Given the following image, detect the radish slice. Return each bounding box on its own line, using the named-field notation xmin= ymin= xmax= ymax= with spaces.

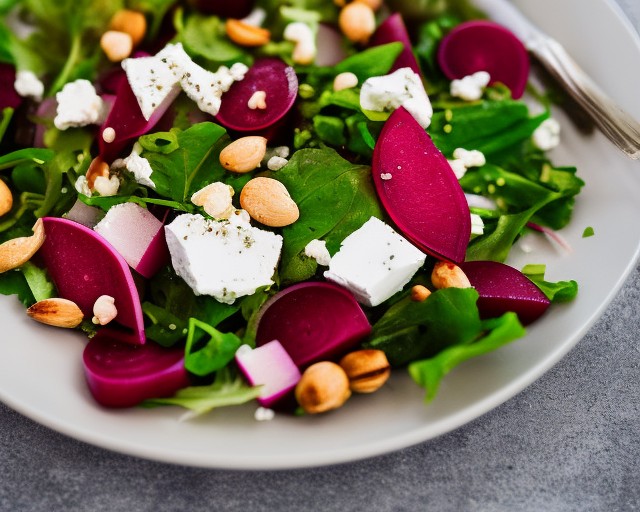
xmin=83 ymin=335 xmax=189 ymax=408
xmin=437 ymin=20 xmax=529 ymax=99
xmin=235 ymin=341 xmax=301 ymax=408
xmin=0 ymin=63 xmax=22 ymax=110
xmin=315 ymin=23 xmax=347 ymax=66
xmin=369 ymin=13 xmax=420 ymax=74
xmin=372 ymin=107 xmax=471 ymax=263
xmin=215 ymin=58 xmax=298 ymax=135
xmin=38 ymin=217 xmax=145 ymax=345
xmin=460 ymin=260 xmax=550 ymax=325
xmin=190 ymin=0 xmax=255 ymax=18
xmin=93 ymin=202 xmax=169 ymax=278
xmin=255 ymin=282 xmax=371 ymax=368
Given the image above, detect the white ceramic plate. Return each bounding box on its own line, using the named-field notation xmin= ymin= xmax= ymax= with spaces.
xmin=2 ymin=0 xmax=640 ymax=470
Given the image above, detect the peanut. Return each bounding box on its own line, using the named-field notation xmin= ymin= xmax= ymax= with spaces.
xmin=339 ymin=2 xmax=376 ymax=44
xmin=295 ymin=361 xmax=351 ymax=414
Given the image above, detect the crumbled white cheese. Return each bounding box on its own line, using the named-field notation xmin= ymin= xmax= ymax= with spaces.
xmin=532 ymin=118 xmax=561 ymax=150
xmin=267 ymin=156 xmax=288 ymax=171
xmin=360 ymin=67 xmax=433 ymax=129
xmin=450 ymin=71 xmax=491 ymax=101
xmin=74 ymin=175 xmax=92 ymax=197
xmin=242 ymin=7 xmax=267 ymax=27
xmin=447 ymin=158 xmax=468 ymax=180
xmin=190 ymin=182 xmax=235 ymax=219
xmin=284 ymin=22 xmax=317 ymax=65
xmin=324 ymin=217 xmax=426 ymax=307
xmin=92 ymin=295 xmax=118 ymax=326
xmin=93 ymin=175 xmax=120 ymax=197
xmin=380 ymin=173 xmax=393 ymax=181
xmin=304 ymin=239 xmax=331 ymax=266
xmin=112 ymin=143 xmax=156 ymax=189
xmin=164 ymin=212 xmax=283 ymax=303
xmin=14 ymin=70 xmax=44 ymax=101
xmin=333 ymin=72 xmax=358 ymax=92
xmin=464 ymin=193 xmax=497 ymax=211
xmin=470 ymin=213 xmax=484 ymax=236
xmin=448 ymin=148 xmax=486 ymax=180
xmin=54 ymin=79 xmax=107 ymax=130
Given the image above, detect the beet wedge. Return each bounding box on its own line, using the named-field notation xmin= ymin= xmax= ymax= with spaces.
xmin=255 ymin=282 xmax=371 ymax=369
xmin=372 ymin=107 xmax=471 ymax=263
xmin=38 ymin=217 xmax=145 ymax=345
xmin=369 ymin=13 xmax=421 ymax=74
xmin=460 ymin=260 xmax=550 ymax=325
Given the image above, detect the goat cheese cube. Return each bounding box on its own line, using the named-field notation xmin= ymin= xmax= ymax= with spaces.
xmin=360 ymin=67 xmax=433 ymax=129
xmin=121 ymin=54 xmax=181 ymax=121
xmin=324 ymin=217 xmax=426 ymax=307
xmin=54 ymin=79 xmax=107 ymax=130
xmin=450 ymin=71 xmax=490 ymax=101
xmin=14 ymin=70 xmax=44 ymax=101
xmin=165 ymin=212 xmax=282 ymax=304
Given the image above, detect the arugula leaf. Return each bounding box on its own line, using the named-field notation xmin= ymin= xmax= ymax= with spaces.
xmin=0 ymin=107 xmax=12 ymax=143
xmin=521 ymin=264 xmax=578 ymax=303
xmin=141 ymin=366 xmax=261 ymax=418
xmin=20 ymin=261 xmax=55 ymax=302
xmin=178 ymin=13 xmax=249 ymax=65
xmin=271 ymin=148 xmax=383 ymax=284
xmin=366 ymin=287 xmax=482 ymax=366
xmin=409 ymin=313 xmax=525 ymax=402
xmin=0 ymin=269 xmax=35 ymax=306
xmin=0 ymin=148 xmax=54 ymax=170
xmin=184 ymin=319 xmax=243 ymax=377
xmin=334 ymin=42 xmax=404 ymax=82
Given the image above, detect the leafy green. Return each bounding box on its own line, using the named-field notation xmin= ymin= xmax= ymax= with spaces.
xmin=20 ymin=261 xmax=55 ymax=302
xmin=0 ymin=107 xmax=12 ymax=143
xmin=142 ymin=366 xmax=261 ymax=417
xmin=184 ymin=319 xmax=242 ymax=377
xmin=0 ymin=269 xmax=35 ymax=306
xmin=0 ymin=148 xmax=54 ymax=171
xmin=126 ymin=0 xmax=176 ymax=41
xmin=333 ymin=43 xmax=404 ymax=83
xmin=521 ymin=264 xmax=578 ymax=303
xmin=409 ymin=312 xmax=525 ymax=402
xmin=582 ymin=226 xmax=595 ymax=238
xmin=271 ymin=148 xmax=383 ymax=283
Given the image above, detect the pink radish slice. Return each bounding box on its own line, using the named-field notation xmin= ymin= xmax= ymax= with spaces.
xmin=256 ymin=282 xmax=371 ymax=368
xmin=437 ymin=20 xmax=529 ymax=99
xmin=83 ymin=335 xmax=189 ymax=407
xmin=235 ymin=340 xmax=301 ymax=408
xmin=372 ymin=107 xmax=471 ymax=264
xmin=369 ymin=13 xmax=421 ymax=74
xmin=316 ymin=23 xmax=348 ymax=67
xmin=0 ymin=63 xmax=22 ymax=110
xmin=460 ymin=260 xmax=550 ymax=325
xmin=189 ymin=0 xmax=255 ymax=18
xmin=215 ymin=58 xmax=298 ymax=134
xmin=38 ymin=217 xmax=145 ymax=345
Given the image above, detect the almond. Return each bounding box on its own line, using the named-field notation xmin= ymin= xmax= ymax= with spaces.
xmin=109 ymin=9 xmax=147 ymax=47
xmin=0 ymin=179 xmax=12 ymax=217
xmin=100 ymin=30 xmax=133 ymax=62
xmin=225 ymin=19 xmax=271 ymax=47
xmin=27 ymin=298 xmax=84 ymax=329
xmin=219 ymin=136 xmax=268 ymax=174
xmin=431 ymin=261 xmax=472 ymax=289
xmin=240 ymin=177 xmax=299 ymax=227
xmin=0 ymin=218 xmax=45 ymax=273
xmin=86 ymin=156 xmax=110 ymax=190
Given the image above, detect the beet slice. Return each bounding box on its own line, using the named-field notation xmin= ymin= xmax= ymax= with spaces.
xmin=0 ymin=63 xmax=22 ymax=110
xmin=215 ymin=58 xmax=298 ymax=135
xmin=437 ymin=20 xmax=529 ymax=99
xmin=372 ymin=107 xmax=471 ymax=263
xmin=369 ymin=13 xmax=420 ymax=74
xmin=460 ymin=260 xmax=550 ymax=325
xmin=255 ymin=282 xmax=371 ymax=368
xmin=83 ymin=335 xmax=189 ymax=408
xmin=38 ymin=217 xmax=145 ymax=345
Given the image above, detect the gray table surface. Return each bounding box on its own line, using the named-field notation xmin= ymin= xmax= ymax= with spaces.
xmin=2 ymin=2 xmax=640 ymax=511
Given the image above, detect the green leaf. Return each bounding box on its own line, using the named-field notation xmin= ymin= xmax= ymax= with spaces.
xmin=521 ymin=264 xmax=578 ymax=303
xmin=408 ymin=312 xmax=525 ymax=402
xmin=366 ymin=287 xmax=482 ymax=366
xmin=0 ymin=148 xmax=54 ymax=171
xmin=272 ymin=148 xmax=383 ymax=284
xmin=334 ymin=42 xmax=404 ymax=82
xmin=0 ymin=269 xmax=35 ymax=306
xmin=178 ymin=13 xmax=248 ymax=65
xmin=20 ymin=261 xmax=56 ymax=302
xmin=582 ymin=226 xmax=594 ymax=238
xmin=142 ymin=366 xmax=261 ymax=418
xmin=0 ymin=107 xmax=12 ymax=143
xmin=184 ymin=319 xmax=243 ymax=377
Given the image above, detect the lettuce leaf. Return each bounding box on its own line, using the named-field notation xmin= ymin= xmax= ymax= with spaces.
xmin=521 ymin=264 xmax=578 ymax=303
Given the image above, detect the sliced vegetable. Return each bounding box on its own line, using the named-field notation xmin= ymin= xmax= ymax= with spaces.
xmin=460 ymin=260 xmax=550 ymax=325
xmin=369 ymin=13 xmax=420 ymax=74
xmin=255 ymin=281 xmax=371 ymax=368
xmin=437 ymin=20 xmax=530 ymax=99
xmin=83 ymin=336 xmax=189 ymax=408
xmin=372 ymin=107 xmax=470 ymax=263
xmin=38 ymin=217 xmax=145 ymax=344
xmin=0 ymin=63 xmax=21 ymax=110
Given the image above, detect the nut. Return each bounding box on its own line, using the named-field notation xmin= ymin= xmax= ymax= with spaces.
xmin=283 ymin=22 xmax=316 ymax=65
xmin=191 ymin=182 xmax=235 ymax=219
xmin=86 ymin=156 xmax=110 ymax=190
xmin=219 ymin=136 xmax=268 ymax=174
xmin=100 ymin=30 xmax=133 ymax=62
xmin=339 ymin=2 xmax=376 ymax=44
xmin=0 ymin=179 xmax=13 ymax=217
xmin=109 ymin=9 xmax=147 ymax=47
xmin=240 ymin=177 xmax=299 ymax=227
xmin=92 ymin=295 xmax=118 ymax=325
xmin=0 ymin=219 xmax=45 ymax=274
xmin=410 ymin=284 xmax=431 ymax=302
xmin=333 ymin=71 xmax=358 ymax=91
xmin=27 ymin=298 xmax=84 ymax=329
xmin=295 ymin=361 xmax=351 ymax=414
xmin=247 ymin=90 xmax=267 ymax=110
xmin=339 ymin=349 xmax=391 ymax=393
xmin=431 ymin=261 xmax=472 ymax=289
xmin=225 ymin=19 xmax=271 ymax=47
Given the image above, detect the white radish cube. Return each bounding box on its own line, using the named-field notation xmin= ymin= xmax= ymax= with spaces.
xmin=235 ymin=341 xmax=301 ymax=408
xmin=94 ymin=203 xmax=163 ymax=272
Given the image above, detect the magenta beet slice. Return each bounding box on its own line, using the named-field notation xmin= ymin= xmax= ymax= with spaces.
xmin=38 ymin=217 xmax=145 ymax=345
xmin=215 ymin=58 xmax=298 ymax=134
xmin=372 ymin=107 xmax=470 ymax=263
xmin=369 ymin=13 xmax=420 ymax=74
xmin=255 ymin=282 xmax=371 ymax=368
xmin=0 ymin=63 xmax=22 ymax=110
xmin=437 ymin=20 xmax=529 ymax=99
xmin=83 ymin=335 xmax=189 ymax=408
xmin=460 ymin=260 xmax=550 ymax=325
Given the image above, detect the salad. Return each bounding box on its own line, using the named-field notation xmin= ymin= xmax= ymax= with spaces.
xmin=0 ymin=0 xmax=582 ymax=419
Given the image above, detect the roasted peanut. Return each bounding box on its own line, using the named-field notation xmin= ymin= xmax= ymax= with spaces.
xmin=410 ymin=284 xmax=431 ymax=302
xmin=339 ymin=349 xmax=391 ymax=393
xmin=109 ymin=9 xmax=147 ymax=46
xmin=295 ymin=361 xmax=351 ymax=414
xmin=339 ymin=2 xmax=376 ymax=44
xmin=225 ymin=19 xmax=271 ymax=47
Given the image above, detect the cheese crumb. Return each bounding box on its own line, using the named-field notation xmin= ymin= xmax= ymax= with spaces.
xmin=248 ymin=90 xmax=267 ymax=110
xmin=112 ymin=143 xmax=156 ymax=189
xmin=304 ymin=239 xmax=331 ymax=266
xmin=14 ymin=70 xmax=44 ymax=101
xmin=93 ymin=175 xmax=120 ymax=197
xmin=102 ymin=127 xmax=116 ymax=144
xmin=267 ymin=156 xmax=288 ymax=171
xmin=54 ymin=79 xmax=107 ymax=130
xmin=380 ymin=173 xmax=393 ymax=181
xmin=450 ymin=71 xmax=491 ymax=101
xmin=532 ymin=118 xmax=561 ymax=150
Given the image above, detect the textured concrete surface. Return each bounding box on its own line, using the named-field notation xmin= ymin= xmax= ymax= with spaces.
xmin=1 ymin=3 xmax=639 ymax=512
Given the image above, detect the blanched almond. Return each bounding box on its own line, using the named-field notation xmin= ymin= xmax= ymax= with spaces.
xmin=100 ymin=30 xmax=133 ymax=62
xmin=225 ymin=19 xmax=271 ymax=47
xmin=0 ymin=179 xmax=12 ymax=217
xmin=339 ymin=2 xmax=376 ymax=44
xmin=109 ymin=9 xmax=147 ymax=47
xmin=431 ymin=261 xmax=472 ymax=289
xmin=27 ymin=298 xmax=84 ymax=328
xmin=0 ymin=218 xmax=45 ymax=273
xmin=219 ymin=136 xmax=267 ymax=174
xmin=240 ymin=177 xmax=299 ymax=227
